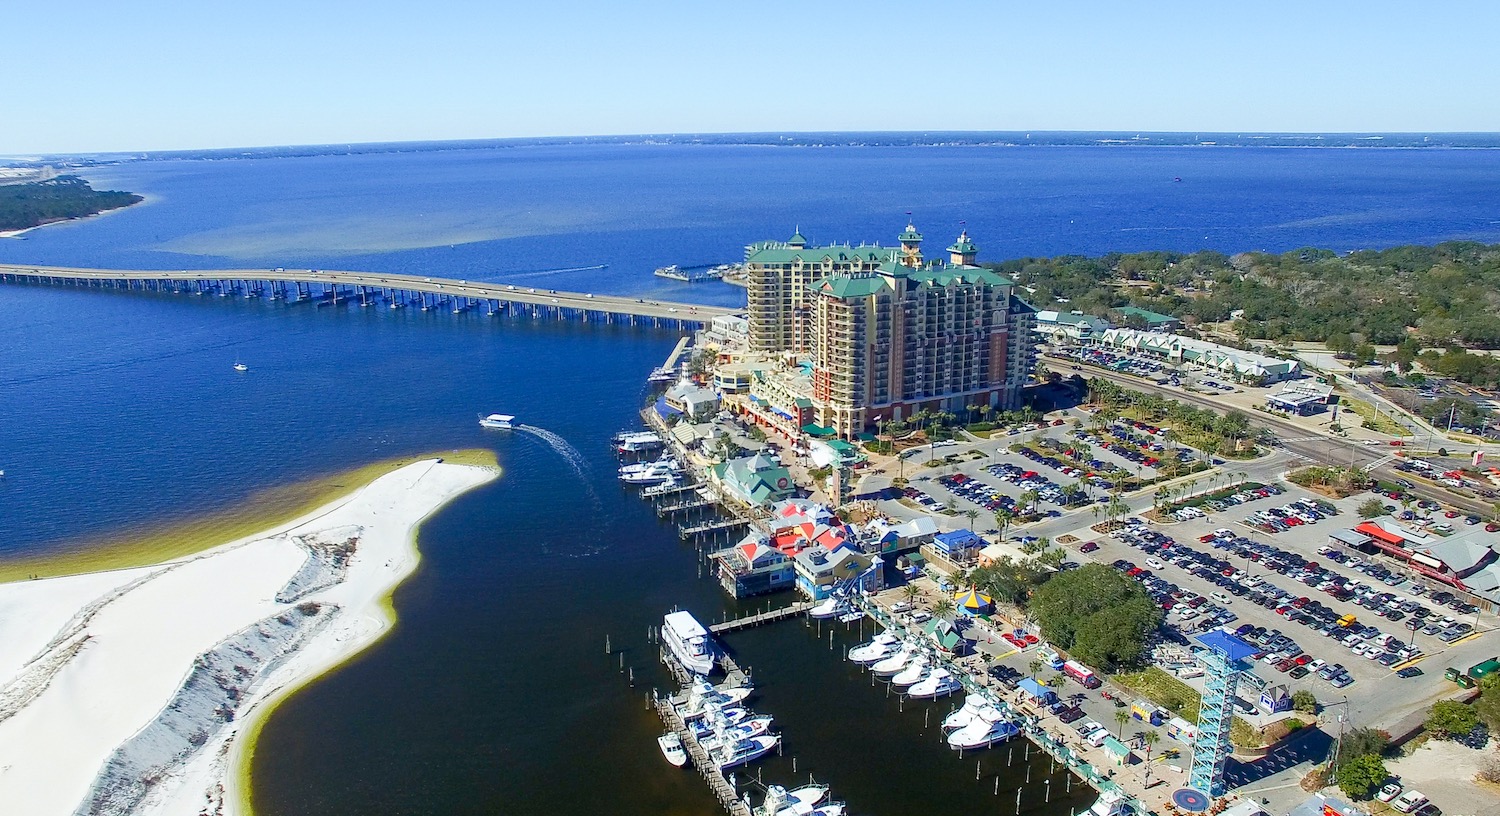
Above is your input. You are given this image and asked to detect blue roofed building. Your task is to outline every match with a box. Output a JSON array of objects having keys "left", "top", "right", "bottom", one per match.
[{"left": 932, "top": 529, "right": 984, "bottom": 561}]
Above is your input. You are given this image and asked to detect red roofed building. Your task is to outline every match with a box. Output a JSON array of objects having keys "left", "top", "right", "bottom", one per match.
[{"left": 712, "top": 533, "right": 796, "bottom": 598}]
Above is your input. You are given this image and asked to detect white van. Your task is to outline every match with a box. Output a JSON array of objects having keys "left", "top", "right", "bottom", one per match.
[{"left": 1087, "top": 727, "right": 1112, "bottom": 747}]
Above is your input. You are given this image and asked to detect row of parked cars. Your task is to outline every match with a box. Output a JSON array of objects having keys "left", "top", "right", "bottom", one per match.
[
  {"left": 1107, "top": 521, "right": 1240, "bottom": 637},
  {"left": 1244, "top": 497, "right": 1338, "bottom": 534},
  {"left": 1171, "top": 483, "right": 1284, "bottom": 521},
  {"left": 1062, "top": 347, "right": 1168, "bottom": 378},
  {"left": 984, "top": 459, "right": 1084, "bottom": 508}
]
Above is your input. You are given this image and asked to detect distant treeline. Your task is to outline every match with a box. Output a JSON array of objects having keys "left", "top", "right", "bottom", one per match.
[
  {"left": 0, "top": 176, "right": 142, "bottom": 231},
  {"left": 991, "top": 242, "right": 1500, "bottom": 354}
]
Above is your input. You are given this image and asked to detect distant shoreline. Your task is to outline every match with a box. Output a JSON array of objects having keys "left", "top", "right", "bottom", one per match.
[{"left": 0, "top": 180, "right": 144, "bottom": 238}]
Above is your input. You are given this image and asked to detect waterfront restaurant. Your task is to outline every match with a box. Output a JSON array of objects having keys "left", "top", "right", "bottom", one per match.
[
  {"left": 712, "top": 534, "right": 796, "bottom": 598},
  {"left": 792, "top": 544, "right": 882, "bottom": 600},
  {"left": 709, "top": 452, "right": 796, "bottom": 508}
]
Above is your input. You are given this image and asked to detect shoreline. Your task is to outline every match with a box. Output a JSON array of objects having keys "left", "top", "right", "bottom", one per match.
[
  {"left": 0, "top": 455, "right": 500, "bottom": 816},
  {"left": 0, "top": 448, "right": 497, "bottom": 584},
  {"left": 0, "top": 193, "right": 148, "bottom": 239}
]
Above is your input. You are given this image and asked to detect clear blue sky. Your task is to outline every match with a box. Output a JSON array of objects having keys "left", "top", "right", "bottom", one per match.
[{"left": 5, "top": 0, "right": 1498, "bottom": 154}]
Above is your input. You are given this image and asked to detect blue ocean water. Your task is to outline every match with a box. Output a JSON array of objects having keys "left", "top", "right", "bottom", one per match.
[{"left": 3, "top": 143, "right": 1500, "bottom": 815}]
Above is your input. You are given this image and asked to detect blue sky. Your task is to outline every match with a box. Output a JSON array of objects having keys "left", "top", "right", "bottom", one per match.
[{"left": 5, "top": 0, "right": 1498, "bottom": 154}]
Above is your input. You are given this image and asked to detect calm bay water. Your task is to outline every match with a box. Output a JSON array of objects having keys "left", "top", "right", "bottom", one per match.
[{"left": 3, "top": 143, "right": 1500, "bottom": 814}]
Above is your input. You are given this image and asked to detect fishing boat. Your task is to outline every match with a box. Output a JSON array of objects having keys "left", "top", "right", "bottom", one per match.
[
  {"left": 908, "top": 668, "right": 962, "bottom": 699},
  {"left": 1084, "top": 789, "right": 1134, "bottom": 816},
  {"left": 688, "top": 706, "right": 748, "bottom": 736},
  {"left": 663, "top": 610, "right": 716, "bottom": 675},
  {"left": 890, "top": 655, "right": 930, "bottom": 688},
  {"left": 847, "top": 631, "right": 899, "bottom": 665},
  {"left": 947, "top": 717, "right": 1020, "bottom": 750},
  {"left": 942, "top": 696, "right": 1009, "bottom": 732},
  {"left": 808, "top": 597, "right": 840, "bottom": 619},
  {"left": 657, "top": 731, "right": 688, "bottom": 767},
  {"left": 762, "top": 784, "right": 830, "bottom": 816},
  {"left": 684, "top": 679, "right": 753, "bottom": 712},
  {"left": 698, "top": 715, "right": 775, "bottom": 752},
  {"left": 479, "top": 413, "right": 515, "bottom": 429},
  {"left": 835, "top": 608, "right": 865, "bottom": 623},
  {"left": 712, "top": 734, "right": 779, "bottom": 770},
  {"left": 870, "top": 646, "right": 915, "bottom": 677}
]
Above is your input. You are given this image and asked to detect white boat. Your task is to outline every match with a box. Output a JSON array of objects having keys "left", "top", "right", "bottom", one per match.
[
  {"left": 233, "top": 362, "right": 248, "bottom": 372},
  {"left": 891, "top": 656, "right": 930, "bottom": 688},
  {"left": 619, "top": 455, "right": 677, "bottom": 477},
  {"left": 688, "top": 706, "right": 748, "bottom": 736},
  {"left": 698, "top": 715, "right": 775, "bottom": 752},
  {"left": 685, "top": 680, "right": 753, "bottom": 711},
  {"left": 479, "top": 413, "right": 515, "bottom": 429},
  {"left": 947, "top": 717, "right": 1020, "bottom": 750},
  {"left": 763, "top": 783, "right": 830, "bottom": 816},
  {"left": 663, "top": 610, "right": 717, "bottom": 675},
  {"left": 908, "top": 668, "right": 962, "bottom": 699},
  {"left": 943, "top": 696, "right": 1009, "bottom": 732},
  {"left": 615, "top": 431, "right": 664, "bottom": 453},
  {"left": 847, "top": 631, "right": 900, "bottom": 665},
  {"left": 620, "top": 459, "right": 682, "bottom": 485},
  {"left": 808, "top": 598, "right": 840, "bottom": 619},
  {"left": 808, "top": 806, "right": 846, "bottom": 816},
  {"left": 870, "top": 647, "right": 915, "bottom": 677},
  {"left": 1085, "top": 789, "right": 1134, "bottom": 816},
  {"left": 657, "top": 731, "right": 688, "bottom": 767},
  {"left": 648, "top": 366, "right": 675, "bottom": 383},
  {"left": 713, "top": 734, "right": 779, "bottom": 770},
  {"left": 835, "top": 609, "right": 865, "bottom": 623}
]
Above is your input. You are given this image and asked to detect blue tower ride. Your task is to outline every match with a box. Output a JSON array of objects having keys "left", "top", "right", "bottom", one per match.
[{"left": 1188, "top": 631, "right": 1258, "bottom": 797}]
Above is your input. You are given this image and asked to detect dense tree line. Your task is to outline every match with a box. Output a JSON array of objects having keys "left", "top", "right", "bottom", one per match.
[
  {"left": 0, "top": 176, "right": 142, "bottom": 231},
  {"left": 1027, "top": 563, "right": 1162, "bottom": 671},
  {"left": 988, "top": 242, "right": 1500, "bottom": 349}
]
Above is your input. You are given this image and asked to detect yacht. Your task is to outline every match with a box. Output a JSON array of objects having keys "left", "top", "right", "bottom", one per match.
[
  {"left": 762, "top": 784, "right": 830, "bottom": 816},
  {"left": 808, "top": 597, "right": 840, "bottom": 619},
  {"left": 847, "top": 632, "right": 900, "bottom": 665},
  {"left": 233, "top": 362, "right": 248, "bottom": 372},
  {"left": 942, "top": 696, "right": 1009, "bottom": 732},
  {"left": 891, "top": 656, "right": 930, "bottom": 688},
  {"left": 663, "top": 610, "right": 717, "bottom": 675},
  {"left": 908, "top": 668, "right": 962, "bottom": 699},
  {"left": 657, "top": 731, "right": 688, "bottom": 767},
  {"left": 683, "top": 680, "right": 753, "bottom": 716},
  {"left": 1084, "top": 790, "right": 1134, "bottom": 816},
  {"left": 688, "top": 706, "right": 748, "bottom": 736},
  {"left": 620, "top": 458, "right": 682, "bottom": 486},
  {"left": 870, "top": 646, "right": 915, "bottom": 677},
  {"left": 647, "top": 365, "right": 675, "bottom": 383},
  {"left": 947, "top": 717, "right": 1020, "bottom": 750},
  {"left": 713, "top": 734, "right": 779, "bottom": 770},
  {"left": 614, "top": 431, "right": 663, "bottom": 454},
  {"left": 698, "top": 715, "right": 775, "bottom": 752},
  {"left": 479, "top": 413, "right": 515, "bottom": 429}
]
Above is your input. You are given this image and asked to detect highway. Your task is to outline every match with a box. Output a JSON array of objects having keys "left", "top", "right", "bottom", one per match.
[{"left": 0, "top": 263, "right": 742, "bottom": 323}]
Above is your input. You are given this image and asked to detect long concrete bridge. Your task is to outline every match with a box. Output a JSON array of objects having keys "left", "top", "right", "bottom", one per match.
[{"left": 0, "top": 263, "right": 741, "bottom": 329}]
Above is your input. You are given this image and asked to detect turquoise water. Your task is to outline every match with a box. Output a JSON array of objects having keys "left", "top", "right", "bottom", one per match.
[{"left": 3, "top": 142, "right": 1499, "bottom": 814}]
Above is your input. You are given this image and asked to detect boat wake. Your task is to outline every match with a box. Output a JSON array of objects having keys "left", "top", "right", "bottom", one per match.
[{"left": 512, "top": 424, "right": 603, "bottom": 514}]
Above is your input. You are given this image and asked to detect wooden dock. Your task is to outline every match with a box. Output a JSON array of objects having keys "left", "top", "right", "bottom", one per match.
[
  {"left": 652, "top": 692, "right": 753, "bottom": 816},
  {"left": 681, "top": 517, "right": 749, "bottom": 539},
  {"left": 710, "top": 601, "right": 815, "bottom": 634},
  {"left": 643, "top": 480, "right": 700, "bottom": 498},
  {"left": 659, "top": 497, "right": 714, "bottom": 516}
]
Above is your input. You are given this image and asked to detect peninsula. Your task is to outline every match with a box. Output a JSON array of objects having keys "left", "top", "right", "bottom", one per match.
[
  {"left": 0, "top": 456, "right": 497, "bottom": 816},
  {"left": 0, "top": 175, "right": 142, "bottom": 235}
]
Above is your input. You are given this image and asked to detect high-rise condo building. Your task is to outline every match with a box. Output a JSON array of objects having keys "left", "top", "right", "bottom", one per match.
[{"left": 743, "top": 223, "right": 1034, "bottom": 439}]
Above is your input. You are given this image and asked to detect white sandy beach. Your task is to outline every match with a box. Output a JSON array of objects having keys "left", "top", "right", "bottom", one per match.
[{"left": 0, "top": 458, "right": 496, "bottom": 816}]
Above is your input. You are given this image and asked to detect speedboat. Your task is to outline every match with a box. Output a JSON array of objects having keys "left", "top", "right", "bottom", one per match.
[
  {"left": 891, "top": 656, "right": 930, "bottom": 688},
  {"left": 682, "top": 681, "right": 753, "bottom": 717},
  {"left": 663, "top": 610, "right": 717, "bottom": 675},
  {"left": 698, "top": 715, "right": 775, "bottom": 752},
  {"left": 657, "top": 731, "right": 688, "bottom": 767},
  {"left": 848, "top": 632, "right": 900, "bottom": 665},
  {"left": 808, "top": 597, "right": 840, "bottom": 619},
  {"left": 233, "top": 362, "right": 248, "bottom": 372},
  {"left": 870, "top": 646, "right": 915, "bottom": 677},
  {"left": 479, "top": 413, "right": 515, "bottom": 429},
  {"left": 713, "top": 734, "right": 779, "bottom": 770},
  {"left": 908, "top": 668, "right": 962, "bottom": 699},
  {"left": 947, "top": 717, "right": 1020, "bottom": 750}
]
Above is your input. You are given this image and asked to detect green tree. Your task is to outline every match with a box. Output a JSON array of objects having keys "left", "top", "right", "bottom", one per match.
[
  {"left": 1114, "top": 709, "right": 1131, "bottom": 738},
  {"left": 1336, "top": 753, "right": 1388, "bottom": 800},
  {"left": 1029, "top": 563, "right": 1162, "bottom": 671},
  {"left": 1474, "top": 673, "right": 1500, "bottom": 731},
  {"left": 1425, "top": 700, "right": 1479, "bottom": 739},
  {"left": 933, "top": 597, "right": 956, "bottom": 620},
  {"left": 1292, "top": 690, "right": 1319, "bottom": 714},
  {"left": 1356, "top": 498, "right": 1386, "bottom": 519},
  {"left": 1141, "top": 730, "right": 1160, "bottom": 786},
  {"left": 1337, "top": 727, "right": 1390, "bottom": 764},
  {"left": 1028, "top": 659, "right": 1043, "bottom": 680}
]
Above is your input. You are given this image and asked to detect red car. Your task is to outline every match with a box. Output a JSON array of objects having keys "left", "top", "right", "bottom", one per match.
[
  {"left": 1276, "top": 659, "right": 1296, "bottom": 672},
  {"left": 1126, "top": 567, "right": 1143, "bottom": 578},
  {"left": 1199, "top": 534, "right": 1218, "bottom": 543},
  {"left": 1295, "top": 654, "right": 1313, "bottom": 665},
  {"left": 1446, "top": 510, "right": 1460, "bottom": 519},
  {"left": 1080, "top": 541, "right": 1100, "bottom": 553}
]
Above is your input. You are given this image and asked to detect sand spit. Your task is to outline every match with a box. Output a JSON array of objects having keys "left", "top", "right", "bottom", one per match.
[{"left": 0, "top": 458, "right": 497, "bottom": 816}]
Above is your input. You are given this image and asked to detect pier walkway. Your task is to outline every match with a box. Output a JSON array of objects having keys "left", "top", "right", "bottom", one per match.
[
  {"left": 0, "top": 263, "right": 739, "bottom": 328},
  {"left": 651, "top": 692, "right": 753, "bottom": 816},
  {"left": 709, "top": 601, "right": 815, "bottom": 635}
]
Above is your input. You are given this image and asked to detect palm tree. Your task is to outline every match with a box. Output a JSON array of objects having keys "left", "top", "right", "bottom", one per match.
[
  {"left": 1028, "top": 659, "right": 1042, "bottom": 679},
  {"left": 933, "top": 597, "right": 956, "bottom": 620},
  {"left": 994, "top": 507, "right": 1013, "bottom": 540},
  {"left": 1114, "top": 709, "right": 1131, "bottom": 739},
  {"left": 1141, "top": 730, "right": 1160, "bottom": 786},
  {"left": 902, "top": 583, "right": 921, "bottom": 606},
  {"left": 1019, "top": 489, "right": 1041, "bottom": 517},
  {"left": 964, "top": 508, "right": 980, "bottom": 528}
]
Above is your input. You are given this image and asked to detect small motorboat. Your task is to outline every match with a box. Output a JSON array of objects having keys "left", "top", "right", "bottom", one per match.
[
  {"left": 908, "top": 668, "right": 962, "bottom": 700},
  {"left": 233, "top": 362, "right": 248, "bottom": 372},
  {"left": 479, "top": 413, "right": 515, "bottom": 429},
  {"left": 657, "top": 731, "right": 688, "bottom": 767}
]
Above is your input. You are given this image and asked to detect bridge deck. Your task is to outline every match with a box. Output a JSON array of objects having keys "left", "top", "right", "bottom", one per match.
[{"left": 0, "top": 263, "right": 741, "bottom": 322}]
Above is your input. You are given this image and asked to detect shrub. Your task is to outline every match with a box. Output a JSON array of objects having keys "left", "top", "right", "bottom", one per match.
[
  {"left": 1336, "top": 753, "right": 1388, "bottom": 800},
  {"left": 1426, "top": 700, "right": 1479, "bottom": 739}
]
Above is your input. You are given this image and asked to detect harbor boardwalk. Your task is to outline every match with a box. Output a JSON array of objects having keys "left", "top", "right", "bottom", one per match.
[
  {"left": 651, "top": 692, "right": 754, "bottom": 816},
  {"left": 0, "top": 263, "right": 739, "bottom": 327},
  {"left": 709, "top": 601, "right": 815, "bottom": 635}
]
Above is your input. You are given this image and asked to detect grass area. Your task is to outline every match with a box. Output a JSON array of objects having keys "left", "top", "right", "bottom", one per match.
[
  {"left": 1112, "top": 666, "right": 1263, "bottom": 747},
  {"left": 1340, "top": 396, "right": 1413, "bottom": 437},
  {"left": 0, "top": 448, "right": 498, "bottom": 584}
]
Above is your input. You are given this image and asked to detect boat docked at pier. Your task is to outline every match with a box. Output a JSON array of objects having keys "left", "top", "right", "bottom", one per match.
[
  {"left": 942, "top": 696, "right": 1010, "bottom": 732},
  {"left": 890, "top": 655, "right": 930, "bottom": 688},
  {"left": 614, "top": 430, "right": 664, "bottom": 454},
  {"left": 663, "top": 610, "right": 717, "bottom": 675},
  {"left": 907, "top": 668, "right": 962, "bottom": 699},
  {"left": 647, "top": 366, "right": 676, "bottom": 383},
  {"left": 1085, "top": 789, "right": 1135, "bottom": 816},
  {"left": 761, "top": 784, "right": 832, "bottom": 816},
  {"left": 620, "top": 457, "right": 682, "bottom": 486},
  {"left": 870, "top": 646, "right": 915, "bottom": 677},
  {"left": 479, "top": 413, "right": 515, "bottom": 429},
  {"left": 657, "top": 731, "right": 688, "bottom": 767},
  {"left": 946, "top": 716, "right": 1020, "bottom": 750},
  {"left": 712, "top": 734, "right": 779, "bottom": 770},
  {"left": 847, "top": 631, "right": 899, "bottom": 665},
  {"left": 697, "top": 714, "right": 775, "bottom": 752},
  {"left": 681, "top": 680, "right": 753, "bottom": 717}
]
